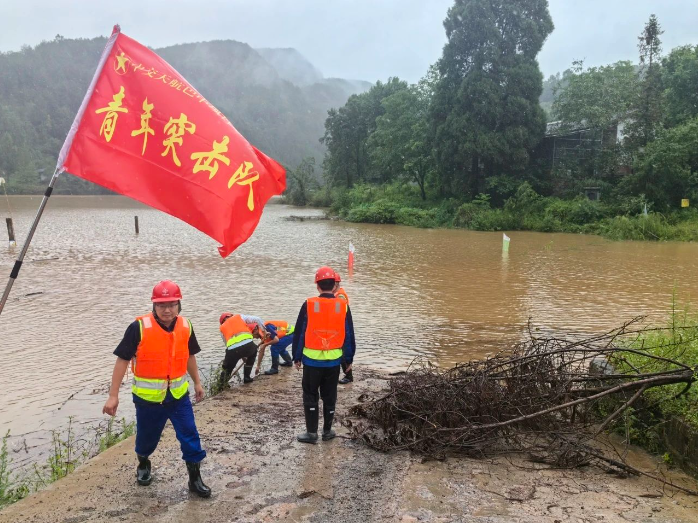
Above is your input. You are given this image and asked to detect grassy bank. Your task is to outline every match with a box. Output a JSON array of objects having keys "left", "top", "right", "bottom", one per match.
[
  {"left": 0, "top": 363, "right": 232, "bottom": 509},
  {"left": 0, "top": 417, "right": 135, "bottom": 508},
  {"left": 606, "top": 299, "right": 698, "bottom": 459},
  {"left": 306, "top": 182, "right": 698, "bottom": 242}
]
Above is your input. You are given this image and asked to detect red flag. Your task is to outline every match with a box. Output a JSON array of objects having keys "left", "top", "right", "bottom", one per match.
[{"left": 57, "top": 26, "right": 285, "bottom": 257}]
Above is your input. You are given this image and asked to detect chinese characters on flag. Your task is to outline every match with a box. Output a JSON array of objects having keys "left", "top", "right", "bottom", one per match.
[{"left": 57, "top": 26, "right": 286, "bottom": 257}]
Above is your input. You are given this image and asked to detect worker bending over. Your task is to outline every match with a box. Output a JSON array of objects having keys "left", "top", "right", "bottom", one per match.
[
  {"left": 219, "top": 312, "right": 266, "bottom": 385},
  {"left": 254, "top": 320, "right": 295, "bottom": 375}
]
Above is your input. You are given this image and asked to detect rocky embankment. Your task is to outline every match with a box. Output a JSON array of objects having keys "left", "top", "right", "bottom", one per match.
[{"left": 2, "top": 368, "right": 698, "bottom": 523}]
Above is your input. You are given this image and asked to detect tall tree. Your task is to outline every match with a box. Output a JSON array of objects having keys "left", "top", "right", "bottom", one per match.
[
  {"left": 627, "top": 14, "right": 664, "bottom": 148},
  {"left": 368, "top": 72, "right": 436, "bottom": 200},
  {"left": 321, "top": 78, "right": 408, "bottom": 188},
  {"left": 430, "top": 0, "right": 553, "bottom": 197},
  {"left": 552, "top": 60, "right": 638, "bottom": 131},
  {"left": 662, "top": 45, "right": 698, "bottom": 127}
]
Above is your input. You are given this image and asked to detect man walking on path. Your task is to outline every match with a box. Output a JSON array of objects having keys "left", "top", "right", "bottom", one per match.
[
  {"left": 219, "top": 312, "right": 266, "bottom": 385},
  {"left": 333, "top": 272, "right": 353, "bottom": 385},
  {"left": 254, "top": 320, "right": 295, "bottom": 375},
  {"left": 102, "top": 280, "right": 211, "bottom": 498},
  {"left": 293, "top": 266, "right": 356, "bottom": 444}
]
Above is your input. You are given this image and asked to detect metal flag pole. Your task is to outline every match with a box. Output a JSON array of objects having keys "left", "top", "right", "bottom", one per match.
[
  {"left": 0, "top": 169, "right": 60, "bottom": 317},
  {"left": 0, "top": 26, "right": 121, "bottom": 318}
]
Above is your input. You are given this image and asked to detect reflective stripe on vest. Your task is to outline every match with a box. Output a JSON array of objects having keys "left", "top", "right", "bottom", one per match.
[
  {"left": 267, "top": 320, "right": 294, "bottom": 338},
  {"left": 303, "top": 297, "right": 346, "bottom": 362},
  {"left": 220, "top": 314, "right": 254, "bottom": 349},
  {"left": 131, "top": 314, "right": 190, "bottom": 403}
]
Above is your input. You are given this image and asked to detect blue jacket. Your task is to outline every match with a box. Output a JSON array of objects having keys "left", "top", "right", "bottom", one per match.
[{"left": 292, "top": 293, "right": 356, "bottom": 367}]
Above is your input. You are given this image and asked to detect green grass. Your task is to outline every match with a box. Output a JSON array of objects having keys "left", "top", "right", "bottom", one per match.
[
  {"left": 604, "top": 298, "right": 698, "bottom": 451},
  {"left": 315, "top": 182, "right": 698, "bottom": 242}
]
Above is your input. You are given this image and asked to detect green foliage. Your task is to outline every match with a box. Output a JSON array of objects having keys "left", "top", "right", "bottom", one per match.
[
  {"left": 0, "top": 430, "right": 29, "bottom": 507},
  {"left": 552, "top": 60, "right": 638, "bottom": 131},
  {"left": 285, "top": 157, "right": 318, "bottom": 206},
  {"left": 662, "top": 45, "right": 698, "bottom": 126},
  {"left": 430, "top": 0, "right": 553, "bottom": 196},
  {"left": 98, "top": 417, "right": 135, "bottom": 453},
  {"left": 621, "top": 117, "right": 698, "bottom": 210},
  {"left": 321, "top": 78, "right": 409, "bottom": 189},
  {"left": 609, "top": 299, "right": 698, "bottom": 446},
  {"left": 368, "top": 70, "right": 437, "bottom": 200},
  {"left": 47, "top": 417, "right": 87, "bottom": 482},
  {"left": 593, "top": 212, "right": 698, "bottom": 242},
  {"left": 202, "top": 364, "right": 229, "bottom": 397},
  {"left": 624, "top": 14, "right": 664, "bottom": 149},
  {"left": 0, "top": 36, "right": 362, "bottom": 194},
  {"left": 544, "top": 197, "right": 608, "bottom": 225}
]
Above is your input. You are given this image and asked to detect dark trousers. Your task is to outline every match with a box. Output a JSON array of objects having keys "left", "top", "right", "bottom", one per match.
[
  {"left": 341, "top": 361, "right": 353, "bottom": 381},
  {"left": 134, "top": 394, "right": 206, "bottom": 463},
  {"left": 221, "top": 341, "right": 258, "bottom": 382},
  {"left": 302, "top": 365, "right": 341, "bottom": 433}
]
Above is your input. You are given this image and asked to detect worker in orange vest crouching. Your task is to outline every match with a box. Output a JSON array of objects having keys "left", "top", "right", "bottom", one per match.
[
  {"left": 218, "top": 312, "right": 266, "bottom": 386},
  {"left": 254, "top": 320, "right": 295, "bottom": 376},
  {"left": 102, "top": 280, "right": 211, "bottom": 498},
  {"left": 333, "top": 271, "right": 353, "bottom": 385},
  {"left": 293, "top": 266, "right": 356, "bottom": 444}
]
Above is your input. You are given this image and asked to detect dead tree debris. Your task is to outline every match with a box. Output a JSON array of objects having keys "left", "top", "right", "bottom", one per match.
[{"left": 345, "top": 319, "right": 698, "bottom": 494}]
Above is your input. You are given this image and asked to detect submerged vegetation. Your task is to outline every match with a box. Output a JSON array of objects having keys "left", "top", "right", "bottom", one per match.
[
  {"left": 0, "top": 416, "right": 136, "bottom": 508},
  {"left": 290, "top": 180, "right": 698, "bottom": 242}
]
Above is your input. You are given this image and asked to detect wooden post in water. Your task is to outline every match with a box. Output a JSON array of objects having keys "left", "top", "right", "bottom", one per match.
[
  {"left": 6, "top": 218, "right": 15, "bottom": 243},
  {"left": 134, "top": 216, "right": 139, "bottom": 235}
]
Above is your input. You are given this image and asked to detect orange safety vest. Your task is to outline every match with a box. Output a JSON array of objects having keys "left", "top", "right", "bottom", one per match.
[
  {"left": 335, "top": 287, "right": 349, "bottom": 305},
  {"left": 266, "top": 320, "right": 294, "bottom": 338},
  {"left": 220, "top": 314, "right": 254, "bottom": 348},
  {"left": 304, "top": 297, "right": 347, "bottom": 351},
  {"left": 131, "top": 313, "right": 191, "bottom": 402}
]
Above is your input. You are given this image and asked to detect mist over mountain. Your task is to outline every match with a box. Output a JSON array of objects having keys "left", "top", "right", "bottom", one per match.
[{"left": 0, "top": 36, "right": 370, "bottom": 194}]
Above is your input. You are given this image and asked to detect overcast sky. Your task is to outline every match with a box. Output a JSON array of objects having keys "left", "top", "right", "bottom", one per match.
[{"left": 1, "top": 0, "right": 697, "bottom": 84}]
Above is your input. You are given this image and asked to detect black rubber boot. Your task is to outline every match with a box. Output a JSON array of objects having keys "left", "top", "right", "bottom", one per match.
[
  {"left": 279, "top": 352, "right": 293, "bottom": 367},
  {"left": 339, "top": 370, "right": 353, "bottom": 384},
  {"left": 265, "top": 355, "right": 280, "bottom": 375},
  {"left": 186, "top": 461, "right": 212, "bottom": 498},
  {"left": 296, "top": 432, "right": 318, "bottom": 443},
  {"left": 322, "top": 405, "right": 336, "bottom": 441},
  {"left": 297, "top": 406, "right": 319, "bottom": 444},
  {"left": 136, "top": 455, "right": 152, "bottom": 486},
  {"left": 243, "top": 365, "right": 254, "bottom": 383}
]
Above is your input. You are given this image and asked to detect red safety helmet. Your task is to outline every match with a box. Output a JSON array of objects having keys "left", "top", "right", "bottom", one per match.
[
  {"left": 246, "top": 323, "right": 259, "bottom": 331},
  {"left": 151, "top": 280, "right": 182, "bottom": 303},
  {"left": 219, "top": 312, "right": 233, "bottom": 325},
  {"left": 315, "top": 266, "right": 336, "bottom": 283},
  {"left": 334, "top": 271, "right": 341, "bottom": 282}
]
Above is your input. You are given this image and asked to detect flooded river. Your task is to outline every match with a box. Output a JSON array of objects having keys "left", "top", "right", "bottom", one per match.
[{"left": 2, "top": 195, "right": 698, "bottom": 469}]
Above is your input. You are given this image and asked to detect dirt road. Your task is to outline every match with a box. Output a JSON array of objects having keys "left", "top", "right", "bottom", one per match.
[{"left": 2, "top": 368, "right": 697, "bottom": 523}]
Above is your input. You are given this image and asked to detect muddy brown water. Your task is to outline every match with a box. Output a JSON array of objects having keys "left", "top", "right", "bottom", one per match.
[{"left": 2, "top": 195, "right": 698, "bottom": 472}]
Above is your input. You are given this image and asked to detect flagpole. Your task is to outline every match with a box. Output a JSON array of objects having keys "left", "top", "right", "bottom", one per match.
[
  {"left": 0, "top": 169, "right": 60, "bottom": 317},
  {"left": 0, "top": 26, "right": 122, "bottom": 318}
]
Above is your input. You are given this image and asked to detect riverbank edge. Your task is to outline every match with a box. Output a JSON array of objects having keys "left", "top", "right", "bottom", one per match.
[{"left": 2, "top": 367, "right": 698, "bottom": 523}]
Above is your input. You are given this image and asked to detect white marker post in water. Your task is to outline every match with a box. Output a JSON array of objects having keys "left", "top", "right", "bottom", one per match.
[{"left": 502, "top": 233, "right": 510, "bottom": 253}]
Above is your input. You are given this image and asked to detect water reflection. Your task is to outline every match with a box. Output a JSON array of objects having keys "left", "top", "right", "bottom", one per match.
[{"left": 2, "top": 196, "right": 698, "bottom": 463}]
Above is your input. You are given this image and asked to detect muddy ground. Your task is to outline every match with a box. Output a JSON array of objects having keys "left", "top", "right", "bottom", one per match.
[{"left": 2, "top": 368, "right": 698, "bottom": 523}]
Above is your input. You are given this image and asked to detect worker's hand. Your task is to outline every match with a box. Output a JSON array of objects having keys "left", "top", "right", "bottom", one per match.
[
  {"left": 345, "top": 364, "right": 353, "bottom": 373},
  {"left": 256, "top": 365, "right": 262, "bottom": 375},
  {"left": 194, "top": 383, "right": 205, "bottom": 403},
  {"left": 294, "top": 361, "right": 302, "bottom": 370},
  {"left": 102, "top": 395, "right": 119, "bottom": 416}
]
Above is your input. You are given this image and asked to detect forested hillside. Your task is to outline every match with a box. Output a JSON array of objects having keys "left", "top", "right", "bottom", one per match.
[{"left": 0, "top": 35, "right": 369, "bottom": 194}]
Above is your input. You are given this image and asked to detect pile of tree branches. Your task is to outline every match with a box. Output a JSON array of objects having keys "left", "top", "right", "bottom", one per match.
[{"left": 345, "top": 318, "right": 698, "bottom": 493}]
